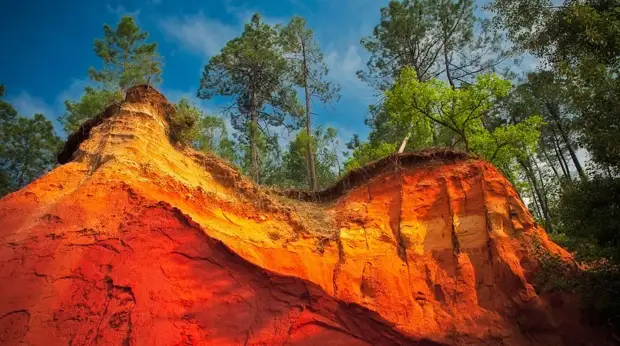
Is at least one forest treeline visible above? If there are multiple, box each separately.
[1,0,619,332]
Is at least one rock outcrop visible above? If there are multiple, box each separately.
[0,86,608,345]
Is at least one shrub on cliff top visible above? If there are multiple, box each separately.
[168,98,200,145]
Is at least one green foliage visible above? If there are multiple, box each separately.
[60,87,123,134]
[62,16,162,135]
[167,98,238,165]
[195,111,237,163]
[344,141,397,171]
[168,98,200,145]
[490,0,620,170]
[280,16,340,190]
[489,0,620,69]
[532,239,620,335]
[360,0,508,91]
[279,17,340,104]
[567,65,620,170]
[0,100,62,196]
[554,176,620,262]
[0,85,17,126]
[198,14,301,182]
[236,127,283,185]
[383,67,543,167]
[89,16,163,89]
[281,127,341,189]
[470,115,545,168]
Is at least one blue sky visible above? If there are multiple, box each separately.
[0,0,537,150]
[0,0,389,145]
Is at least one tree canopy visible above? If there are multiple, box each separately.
[198,14,301,183]
[61,16,162,134]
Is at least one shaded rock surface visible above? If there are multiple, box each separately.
[0,86,610,345]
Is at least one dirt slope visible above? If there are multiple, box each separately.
[0,85,609,345]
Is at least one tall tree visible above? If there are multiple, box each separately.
[489,0,620,170]
[281,126,341,189]
[61,16,163,134]
[359,0,509,91]
[198,14,300,183]
[522,72,587,181]
[357,0,511,157]
[168,98,237,163]
[384,68,543,166]
[0,87,61,196]
[280,16,340,191]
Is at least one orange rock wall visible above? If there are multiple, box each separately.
[0,87,606,345]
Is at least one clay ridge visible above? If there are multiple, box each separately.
[55,85,473,204]
[278,149,475,202]
[57,85,173,164]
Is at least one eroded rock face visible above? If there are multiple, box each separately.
[0,86,608,345]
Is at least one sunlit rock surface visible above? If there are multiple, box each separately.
[0,86,609,345]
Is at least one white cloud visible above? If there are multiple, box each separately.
[56,78,92,105]
[324,45,376,104]
[7,91,54,119]
[5,78,95,137]
[158,14,238,59]
[223,2,286,26]
[158,3,286,61]
[106,4,141,19]
[325,45,363,85]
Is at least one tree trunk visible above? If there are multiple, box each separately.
[443,43,455,90]
[18,167,26,188]
[540,144,561,182]
[250,90,260,183]
[398,133,411,153]
[555,121,587,181]
[432,124,439,146]
[530,186,544,222]
[519,158,552,233]
[546,103,587,181]
[551,129,572,181]
[302,42,318,191]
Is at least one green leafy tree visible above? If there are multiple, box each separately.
[385,68,523,154]
[358,0,512,158]
[281,126,341,188]
[168,98,200,144]
[89,16,162,89]
[0,87,61,196]
[61,16,163,134]
[195,111,237,163]
[61,87,123,134]
[280,16,340,191]
[198,14,301,182]
[344,142,398,171]
[359,0,509,91]
[235,125,284,185]
[168,98,237,163]
[555,176,620,261]
[489,0,620,170]
[0,84,17,127]
[513,72,587,181]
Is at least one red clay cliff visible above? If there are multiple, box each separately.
[0,86,609,345]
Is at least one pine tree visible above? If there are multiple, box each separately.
[281,126,341,189]
[61,16,163,134]
[358,0,511,154]
[198,14,300,183]
[359,0,508,91]
[280,16,340,191]
[0,86,61,196]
